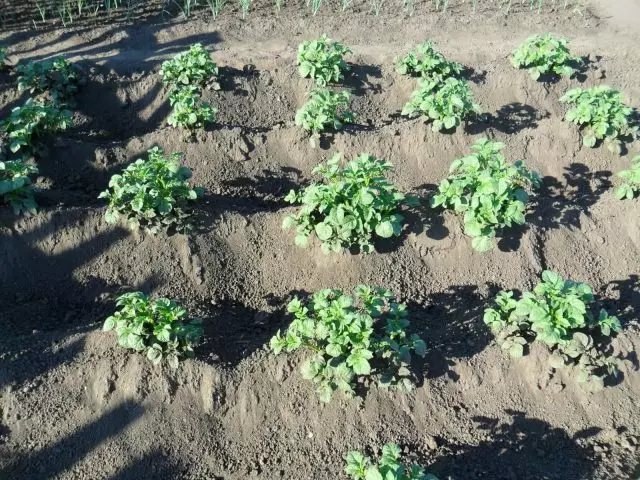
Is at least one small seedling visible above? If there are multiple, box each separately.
[103,292,203,368]
[17,56,81,104]
[560,86,638,154]
[346,443,438,480]
[160,43,220,91]
[297,35,352,87]
[401,77,480,132]
[167,86,216,130]
[0,160,38,215]
[283,153,415,254]
[616,155,640,200]
[0,98,72,155]
[484,270,623,392]
[270,286,426,402]
[511,33,581,80]
[98,147,203,234]
[295,88,353,146]
[431,139,540,252]
[396,41,462,83]
[207,0,226,17]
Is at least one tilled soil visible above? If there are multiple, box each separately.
[1,1,640,479]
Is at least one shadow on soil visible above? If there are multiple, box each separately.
[0,400,145,480]
[408,283,500,382]
[465,102,550,135]
[423,410,600,480]
[498,163,612,252]
[109,450,184,480]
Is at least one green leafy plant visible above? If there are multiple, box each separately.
[103,292,203,368]
[159,43,219,91]
[98,147,203,234]
[431,139,540,252]
[616,155,640,200]
[270,286,426,402]
[297,35,352,87]
[560,86,638,154]
[295,88,353,145]
[17,56,80,104]
[0,160,38,215]
[511,33,581,80]
[0,47,7,70]
[283,153,415,254]
[396,41,462,83]
[346,444,438,480]
[401,77,480,132]
[484,270,623,392]
[167,86,216,130]
[0,98,72,155]
[239,0,251,17]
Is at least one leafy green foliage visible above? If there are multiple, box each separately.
[401,77,480,132]
[0,98,72,155]
[0,47,7,70]
[396,41,462,83]
[283,153,415,254]
[511,33,581,80]
[431,139,540,252]
[297,35,352,86]
[560,86,638,154]
[346,444,438,480]
[270,286,426,402]
[484,270,623,391]
[616,155,640,200]
[294,88,353,144]
[167,85,216,130]
[103,292,203,368]
[0,160,38,215]
[17,56,80,104]
[159,43,219,91]
[98,147,203,234]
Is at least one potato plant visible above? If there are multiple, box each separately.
[484,270,622,392]
[17,56,81,104]
[401,77,480,132]
[98,147,203,234]
[270,286,426,402]
[431,139,540,252]
[283,153,415,254]
[0,160,38,215]
[396,41,462,83]
[0,99,72,155]
[159,43,220,91]
[103,292,203,368]
[167,85,216,130]
[0,47,7,69]
[297,35,351,86]
[511,34,581,80]
[294,88,353,146]
[346,443,438,480]
[560,86,638,154]
[616,155,640,200]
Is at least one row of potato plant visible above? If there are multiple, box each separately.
[102,271,625,395]
[0,54,80,215]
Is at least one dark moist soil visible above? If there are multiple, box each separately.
[1,1,640,479]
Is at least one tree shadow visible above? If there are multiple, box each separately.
[407,283,500,382]
[465,102,549,135]
[605,275,640,329]
[344,63,383,97]
[109,449,185,480]
[0,333,86,391]
[195,291,303,368]
[0,400,145,479]
[460,66,488,85]
[531,164,612,231]
[425,410,601,480]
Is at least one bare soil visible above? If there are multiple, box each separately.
[1,1,640,479]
